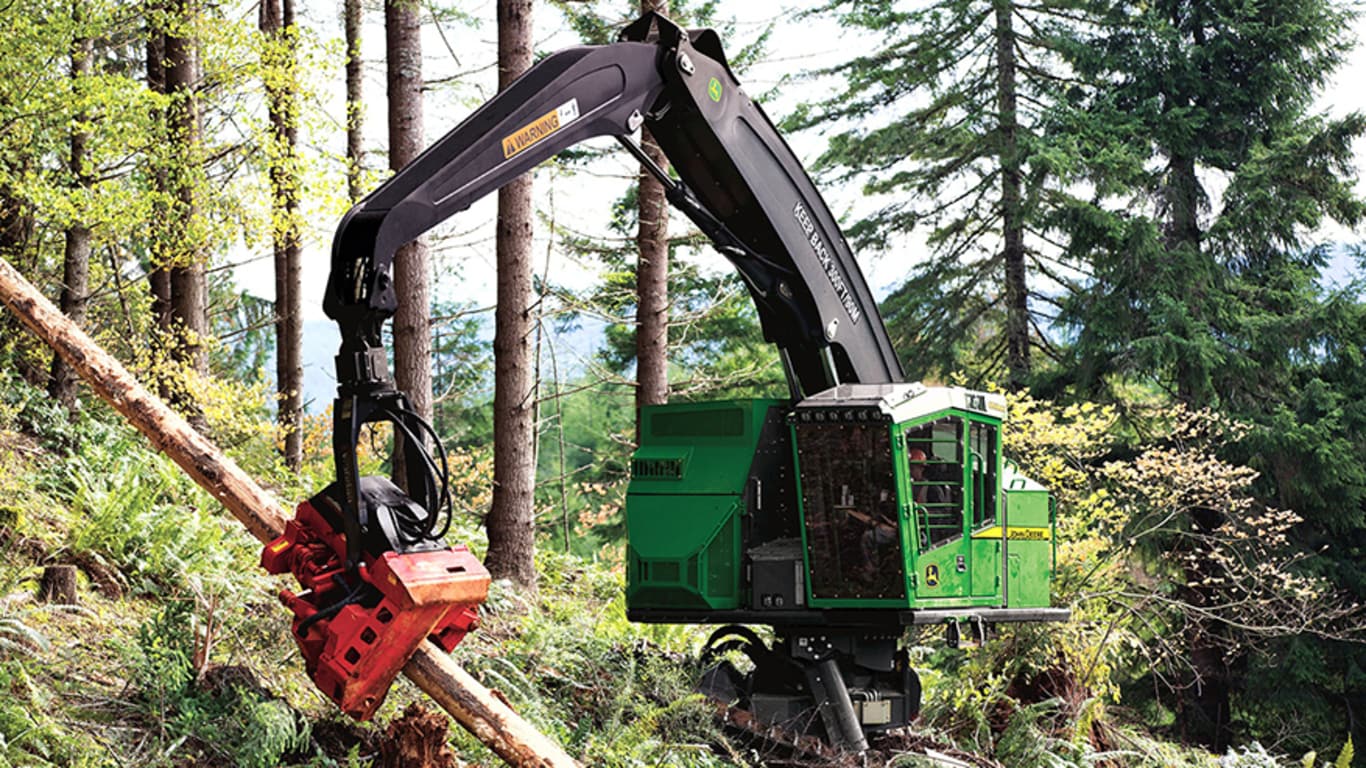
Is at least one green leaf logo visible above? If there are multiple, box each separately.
[708,77,723,102]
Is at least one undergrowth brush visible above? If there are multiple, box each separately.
[449,550,734,767]
[125,601,315,768]
[0,370,1353,768]
[46,420,261,597]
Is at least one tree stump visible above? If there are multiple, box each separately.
[38,564,78,605]
[379,703,461,768]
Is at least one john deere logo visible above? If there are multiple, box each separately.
[925,564,940,588]
[708,77,723,102]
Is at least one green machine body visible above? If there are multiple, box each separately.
[626,383,1065,624]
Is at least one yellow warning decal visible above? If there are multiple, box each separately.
[972,526,1051,541]
[501,99,581,159]
[269,539,291,553]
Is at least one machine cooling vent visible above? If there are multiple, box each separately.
[632,457,685,479]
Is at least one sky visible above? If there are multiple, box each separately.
[243,1,1366,407]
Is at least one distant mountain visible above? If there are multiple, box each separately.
[298,316,606,413]
[300,320,340,413]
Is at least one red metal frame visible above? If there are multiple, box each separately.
[261,499,490,720]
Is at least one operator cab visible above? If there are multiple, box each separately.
[789,383,1045,611]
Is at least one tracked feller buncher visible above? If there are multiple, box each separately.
[266,11,1068,751]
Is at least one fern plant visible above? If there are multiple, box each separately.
[129,603,312,767]
[1300,736,1355,768]
[0,562,48,659]
[51,423,257,597]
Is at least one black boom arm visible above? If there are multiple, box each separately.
[323,13,903,564]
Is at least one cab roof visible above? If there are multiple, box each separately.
[792,382,1007,424]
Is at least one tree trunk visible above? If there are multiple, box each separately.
[386,0,433,491]
[1163,152,1205,406]
[634,0,670,432]
[0,257,580,768]
[1178,511,1235,752]
[38,565,78,605]
[485,0,537,589]
[145,6,173,352]
[261,0,303,471]
[50,17,94,413]
[345,0,364,203]
[164,0,208,385]
[994,0,1029,391]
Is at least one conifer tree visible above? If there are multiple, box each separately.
[261,0,303,470]
[635,0,671,417]
[163,0,208,382]
[386,0,434,490]
[345,0,364,203]
[49,2,95,412]
[791,0,1084,388]
[486,0,538,588]
[1058,0,1364,409]
[1055,0,1365,747]
[146,3,174,352]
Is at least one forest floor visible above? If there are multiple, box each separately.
[0,408,1324,768]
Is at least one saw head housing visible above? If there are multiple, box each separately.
[261,481,489,720]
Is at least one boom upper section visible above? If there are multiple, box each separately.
[324,12,903,398]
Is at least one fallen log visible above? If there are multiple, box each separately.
[0,257,579,768]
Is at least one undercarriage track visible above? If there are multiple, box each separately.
[697,624,922,756]
[710,703,1008,768]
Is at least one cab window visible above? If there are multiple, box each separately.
[969,421,998,529]
[905,418,963,549]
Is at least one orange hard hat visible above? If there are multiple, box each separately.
[908,448,927,461]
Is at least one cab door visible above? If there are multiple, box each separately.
[968,420,1003,600]
[903,416,973,603]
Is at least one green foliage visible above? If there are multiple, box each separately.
[0,662,101,768]
[132,602,196,723]
[993,394,1366,759]
[210,279,276,379]
[1057,0,1364,405]
[534,377,633,554]
[790,0,1088,384]
[556,0,769,76]
[49,421,257,597]
[1299,737,1360,768]
[590,262,785,400]
[430,300,495,447]
[0,617,47,662]
[1055,1,1366,727]
[130,603,312,768]
[0,563,48,663]
[993,699,1127,768]
[0,370,77,449]
[454,551,729,767]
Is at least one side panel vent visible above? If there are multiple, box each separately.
[631,457,685,480]
[705,517,736,598]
